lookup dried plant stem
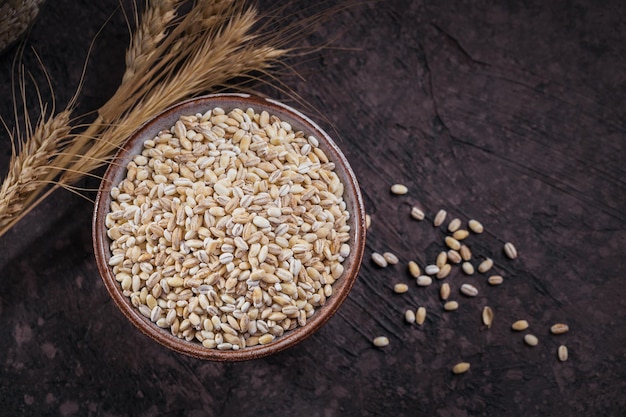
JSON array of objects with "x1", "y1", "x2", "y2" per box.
[{"x1": 0, "y1": 109, "x2": 73, "y2": 230}]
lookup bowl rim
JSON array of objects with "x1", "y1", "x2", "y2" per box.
[{"x1": 93, "y1": 93, "x2": 366, "y2": 361}]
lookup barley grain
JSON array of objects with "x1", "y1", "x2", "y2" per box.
[
  {"x1": 259, "y1": 334, "x2": 275, "y2": 345},
  {"x1": 394, "y1": 283, "x2": 409, "y2": 294},
  {"x1": 408, "y1": 261, "x2": 421, "y2": 278},
  {"x1": 425, "y1": 265, "x2": 440, "y2": 275},
  {"x1": 405, "y1": 309, "x2": 416, "y2": 324},
  {"x1": 440, "y1": 283, "x2": 450, "y2": 300},
  {"x1": 558, "y1": 345, "x2": 568, "y2": 362},
  {"x1": 383, "y1": 252, "x2": 399, "y2": 265},
  {"x1": 391, "y1": 184, "x2": 408, "y2": 195},
  {"x1": 512, "y1": 320, "x2": 529, "y2": 331},
  {"x1": 504, "y1": 242, "x2": 518, "y2": 259},
  {"x1": 436, "y1": 251, "x2": 448, "y2": 268},
  {"x1": 373, "y1": 336, "x2": 389, "y2": 347},
  {"x1": 433, "y1": 209, "x2": 447, "y2": 227},
  {"x1": 447, "y1": 218, "x2": 461, "y2": 233},
  {"x1": 410, "y1": 206, "x2": 425, "y2": 220},
  {"x1": 416, "y1": 307, "x2": 426, "y2": 325},
  {"x1": 459, "y1": 245, "x2": 472, "y2": 261},
  {"x1": 436, "y1": 264, "x2": 451, "y2": 279},
  {"x1": 452, "y1": 229, "x2": 470, "y2": 240},
  {"x1": 468, "y1": 219, "x2": 483, "y2": 234},
  {"x1": 488, "y1": 275, "x2": 503, "y2": 286},
  {"x1": 452, "y1": 362, "x2": 470, "y2": 374},
  {"x1": 482, "y1": 306, "x2": 493, "y2": 328},
  {"x1": 550, "y1": 323, "x2": 569, "y2": 335},
  {"x1": 460, "y1": 283, "x2": 478, "y2": 297},
  {"x1": 447, "y1": 250, "x2": 462, "y2": 264},
  {"x1": 372, "y1": 252, "x2": 388, "y2": 267},
  {"x1": 477, "y1": 258, "x2": 493, "y2": 273},
  {"x1": 444, "y1": 301, "x2": 459, "y2": 311},
  {"x1": 461, "y1": 262, "x2": 475, "y2": 275},
  {"x1": 416, "y1": 275, "x2": 433, "y2": 287},
  {"x1": 524, "y1": 334, "x2": 539, "y2": 346}
]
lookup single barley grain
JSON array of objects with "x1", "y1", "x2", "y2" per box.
[
  {"x1": 452, "y1": 229, "x2": 470, "y2": 240},
  {"x1": 460, "y1": 244, "x2": 472, "y2": 261},
  {"x1": 524, "y1": 334, "x2": 539, "y2": 346},
  {"x1": 416, "y1": 307, "x2": 426, "y2": 325},
  {"x1": 410, "y1": 206, "x2": 425, "y2": 221},
  {"x1": 461, "y1": 262, "x2": 475, "y2": 275},
  {"x1": 482, "y1": 306, "x2": 493, "y2": 328},
  {"x1": 550, "y1": 323, "x2": 569, "y2": 335},
  {"x1": 445, "y1": 236, "x2": 461, "y2": 251},
  {"x1": 447, "y1": 250, "x2": 462, "y2": 264},
  {"x1": 394, "y1": 283, "x2": 409, "y2": 294},
  {"x1": 417, "y1": 275, "x2": 433, "y2": 287},
  {"x1": 444, "y1": 301, "x2": 459, "y2": 311},
  {"x1": 436, "y1": 251, "x2": 448, "y2": 268},
  {"x1": 383, "y1": 252, "x2": 399, "y2": 265},
  {"x1": 452, "y1": 362, "x2": 470, "y2": 374},
  {"x1": 391, "y1": 184, "x2": 408, "y2": 195},
  {"x1": 372, "y1": 252, "x2": 388, "y2": 267},
  {"x1": 460, "y1": 283, "x2": 478, "y2": 297},
  {"x1": 504, "y1": 242, "x2": 518, "y2": 259},
  {"x1": 477, "y1": 258, "x2": 493, "y2": 273},
  {"x1": 468, "y1": 219, "x2": 484, "y2": 234},
  {"x1": 425, "y1": 265, "x2": 440, "y2": 275},
  {"x1": 440, "y1": 283, "x2": 450, "y2": 300},
  {"x1": 366, "y1": 214, "x2": 371, "y2": 229},
  {"x1": 447, "y1": 218, "x2": 462, "y2": 233},
  {"x1": 405, "y1": 309, "x2": 416, "y2": 324},
  {"x1": 558, "y1": 345, "x2": 568, "y2": 362},
  {"x1": 512, "y1": 320, "x2": 529, "y2": 331},
  {"x1": 433, "y1": 209, "x2": 447, "y2": 227},
  {"x1": 437, "y1": 264, "x2": 451, "y2": 279},
  {"x1": 373, "y1": 336, "x2": 389, "y2": 347},
  {"x1": 408, "y1": 261, "x2": 421, "y2": 278},
  {"x1": 488, "y1": 275, "x2": 504, "y2": 285}
]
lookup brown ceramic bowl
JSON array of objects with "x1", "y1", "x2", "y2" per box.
[{"x1": 93, "y1": 93, "x2": 366, "y2": 361}]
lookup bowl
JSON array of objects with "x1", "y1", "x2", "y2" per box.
[{"x1": 93, "y1": 93, "x2": 366, "y2": 360}]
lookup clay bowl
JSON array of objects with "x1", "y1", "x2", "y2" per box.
[{"x1": 93, "y1": 93, "x2": 366, "y2": 360}]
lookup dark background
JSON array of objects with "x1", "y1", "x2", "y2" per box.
[{"x1": 1, "y1": 1, "x2": 625, "y2": 416}]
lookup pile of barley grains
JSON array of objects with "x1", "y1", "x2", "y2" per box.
[
  {"x1": 105, "y1": 106, "x2": 351, "y2": 350},
  {"x1": 367, "y1": 191, "x2": 572, "y2": 373}
]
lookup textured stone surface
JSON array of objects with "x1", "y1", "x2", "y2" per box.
[{"x1": 0, "y1": 0, "x2": 625, "y2": 415}]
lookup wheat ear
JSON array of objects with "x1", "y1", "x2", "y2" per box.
[{"x1": 0, "y1": 109, "x2": 73, "y2": 229}]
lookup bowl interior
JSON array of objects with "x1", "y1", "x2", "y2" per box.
[{"x1": 93, "y1": 93, "x2": 366, "y2": 360}]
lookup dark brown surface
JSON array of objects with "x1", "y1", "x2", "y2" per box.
[{"x1": 1, "y1": 1, "x2": 625, "y2": 416}]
